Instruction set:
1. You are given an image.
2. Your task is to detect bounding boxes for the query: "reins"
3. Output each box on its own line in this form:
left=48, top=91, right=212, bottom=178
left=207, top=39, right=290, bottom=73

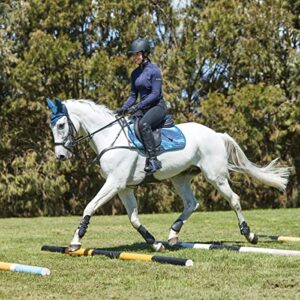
left=67, top=114, right=137, bottom=163
left=72, top=116, right=126, bottom=146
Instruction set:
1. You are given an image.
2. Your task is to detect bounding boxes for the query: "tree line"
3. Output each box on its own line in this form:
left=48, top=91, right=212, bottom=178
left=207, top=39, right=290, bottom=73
left=0, top=0, right=299, bottom=217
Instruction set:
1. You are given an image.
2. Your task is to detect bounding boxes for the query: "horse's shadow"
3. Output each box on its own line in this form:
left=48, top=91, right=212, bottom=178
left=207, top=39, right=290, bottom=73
left=90, top=239, right=276, bottom=253
left=92, top=242, right=152, bottom=253
left=187, top=240, right=277, bottom=245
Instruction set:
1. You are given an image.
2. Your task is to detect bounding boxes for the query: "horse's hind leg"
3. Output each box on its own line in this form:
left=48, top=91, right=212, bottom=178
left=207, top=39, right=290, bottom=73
left=207, top=175, right=258, bottom=244
left=118, top=188, right=164, bottom=252
left=168, top=174, right=199, bottom=246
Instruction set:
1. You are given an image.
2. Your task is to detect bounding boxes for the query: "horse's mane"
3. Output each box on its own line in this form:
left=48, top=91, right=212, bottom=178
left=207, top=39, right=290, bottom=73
left=65, top=99, right=115, bottom=118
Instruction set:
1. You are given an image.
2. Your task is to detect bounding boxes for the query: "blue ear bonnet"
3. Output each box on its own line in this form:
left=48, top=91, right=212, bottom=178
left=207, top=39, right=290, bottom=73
left=46, top=98, right=69, bottom=127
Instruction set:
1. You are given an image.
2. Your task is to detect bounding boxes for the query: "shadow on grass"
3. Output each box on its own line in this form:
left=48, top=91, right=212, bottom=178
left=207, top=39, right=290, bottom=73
left=91, top=242, right=152, bottom=253
left=84, top=240, right=280, bottom=253
left=90, top=239, right=277, bottom=254
left=90, top=241, right=244, bottom=253
left=42, top=239, right=283, bottom=257
left=190, top=240, right=278, bottom=245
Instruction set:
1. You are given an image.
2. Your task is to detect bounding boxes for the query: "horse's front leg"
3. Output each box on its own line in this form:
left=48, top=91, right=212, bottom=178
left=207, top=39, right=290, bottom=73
left=118, top=188, right=164, bottom=252
left=68, top=177, right=119, bottom=251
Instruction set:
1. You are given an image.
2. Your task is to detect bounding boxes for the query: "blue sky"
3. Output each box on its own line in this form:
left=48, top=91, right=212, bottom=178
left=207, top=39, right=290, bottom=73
left=171, top=0, right=191, bottom=9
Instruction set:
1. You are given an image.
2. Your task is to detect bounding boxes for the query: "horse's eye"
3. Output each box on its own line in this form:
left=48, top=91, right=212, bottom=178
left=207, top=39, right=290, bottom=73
left=58, top=123, right=65, bottom=130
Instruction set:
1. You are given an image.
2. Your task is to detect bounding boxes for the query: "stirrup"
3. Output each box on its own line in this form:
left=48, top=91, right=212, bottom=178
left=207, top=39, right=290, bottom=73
left=144, top=158, right=162, bottom=174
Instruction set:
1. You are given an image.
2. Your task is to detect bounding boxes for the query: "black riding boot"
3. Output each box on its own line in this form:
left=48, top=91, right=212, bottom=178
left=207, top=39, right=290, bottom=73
left=140, top=123, right=162, bottom=174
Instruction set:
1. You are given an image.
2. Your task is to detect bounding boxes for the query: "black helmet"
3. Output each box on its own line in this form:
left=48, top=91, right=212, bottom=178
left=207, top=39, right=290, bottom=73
left=128, top=38, right=151, bottom=55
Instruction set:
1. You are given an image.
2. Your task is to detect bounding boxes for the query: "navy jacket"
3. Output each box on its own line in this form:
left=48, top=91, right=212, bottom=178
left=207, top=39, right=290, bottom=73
left=122, top=61, right=163, bottom=111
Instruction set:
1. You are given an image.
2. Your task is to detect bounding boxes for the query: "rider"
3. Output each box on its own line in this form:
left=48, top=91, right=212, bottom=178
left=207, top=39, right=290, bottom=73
left=116, top=37, right=167, bottom=174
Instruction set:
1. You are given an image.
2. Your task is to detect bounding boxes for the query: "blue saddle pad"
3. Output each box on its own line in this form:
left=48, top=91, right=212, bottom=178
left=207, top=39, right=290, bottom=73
left=127, top=123, right=186, bottom=154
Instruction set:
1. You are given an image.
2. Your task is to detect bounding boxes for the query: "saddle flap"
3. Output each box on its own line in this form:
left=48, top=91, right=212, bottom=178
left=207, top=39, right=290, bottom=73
left=128, top=120, right=186, bottom=155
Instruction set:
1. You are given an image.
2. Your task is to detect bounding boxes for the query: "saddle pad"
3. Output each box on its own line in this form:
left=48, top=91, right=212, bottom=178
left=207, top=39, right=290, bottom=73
left=127, top=123, right=186, bottom=154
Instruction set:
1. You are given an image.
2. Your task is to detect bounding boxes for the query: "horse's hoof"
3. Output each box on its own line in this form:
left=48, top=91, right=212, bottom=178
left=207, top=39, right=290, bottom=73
left=152, top=242, right=165, bottom=252
left=244, top=232, right=258, bottom=244
left=249, top=233, right=258, bottom=244
left=67, top=243, right=81, bottom=252
left=168, top=237, right=179, bottom=247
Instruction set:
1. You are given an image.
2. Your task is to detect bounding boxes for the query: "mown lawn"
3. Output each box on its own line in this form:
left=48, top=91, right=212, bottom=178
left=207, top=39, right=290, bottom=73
left=0, top=208, right=300, bottom=300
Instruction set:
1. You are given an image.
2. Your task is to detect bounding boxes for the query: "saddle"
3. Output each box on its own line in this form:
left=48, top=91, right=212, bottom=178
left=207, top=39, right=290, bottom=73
left=127, top=115, right=186, bottom=155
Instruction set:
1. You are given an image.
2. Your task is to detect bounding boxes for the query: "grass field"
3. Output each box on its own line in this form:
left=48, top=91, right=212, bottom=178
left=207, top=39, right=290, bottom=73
left=0, top=208, right=300, bottom=300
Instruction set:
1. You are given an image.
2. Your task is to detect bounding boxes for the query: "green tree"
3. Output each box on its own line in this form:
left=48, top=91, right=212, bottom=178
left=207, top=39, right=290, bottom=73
left=0, top=1, right=15, bottom=102
left=0, top=0, right=299, bottom=217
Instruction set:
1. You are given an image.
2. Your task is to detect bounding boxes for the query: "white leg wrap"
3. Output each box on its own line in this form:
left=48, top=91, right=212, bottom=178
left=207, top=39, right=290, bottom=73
left=130, top=208, right=141, bottom=229
left=168, top=228, right=178, bottom=240
left=248, top=232, right=255, bottom=241
left=168, top=229, right=179, bottom=246
left=151, top=242, right=165, bottom=252
left=69, top=229, right=81, bottom=247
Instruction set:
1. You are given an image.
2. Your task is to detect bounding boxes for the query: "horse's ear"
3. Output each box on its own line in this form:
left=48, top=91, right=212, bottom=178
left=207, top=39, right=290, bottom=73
left=55, top=98, right=64, bottom=113
left=46, top=98, right=58, bottom=114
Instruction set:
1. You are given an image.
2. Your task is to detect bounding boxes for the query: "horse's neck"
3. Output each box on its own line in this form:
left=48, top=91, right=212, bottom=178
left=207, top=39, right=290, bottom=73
left=66, top=101, right=120, bottom=153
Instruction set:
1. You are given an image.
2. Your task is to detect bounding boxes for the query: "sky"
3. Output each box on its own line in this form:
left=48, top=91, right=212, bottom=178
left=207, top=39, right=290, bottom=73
left=171, top=0, right=191, bottom=9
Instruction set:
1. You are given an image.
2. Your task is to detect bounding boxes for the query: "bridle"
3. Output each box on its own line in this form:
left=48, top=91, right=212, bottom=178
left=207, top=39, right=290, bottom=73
left=54, top=115, right=79, bottom=153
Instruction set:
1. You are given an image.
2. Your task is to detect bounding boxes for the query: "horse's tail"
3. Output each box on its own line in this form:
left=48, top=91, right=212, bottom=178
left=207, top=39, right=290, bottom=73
left=220, top=133, right=290, bottom=191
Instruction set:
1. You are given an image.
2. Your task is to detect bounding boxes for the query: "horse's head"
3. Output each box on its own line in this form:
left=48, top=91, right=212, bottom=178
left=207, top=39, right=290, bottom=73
left=46, top=98, right=79, bottom=160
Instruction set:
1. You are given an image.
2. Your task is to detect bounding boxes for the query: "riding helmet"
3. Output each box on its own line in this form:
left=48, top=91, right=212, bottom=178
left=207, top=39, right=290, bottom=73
left=128, top=38, right=151, bottom=55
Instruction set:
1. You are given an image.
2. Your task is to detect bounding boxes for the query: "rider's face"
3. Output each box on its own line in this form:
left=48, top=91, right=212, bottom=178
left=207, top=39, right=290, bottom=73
left=132, top=52, right=143, bottom=65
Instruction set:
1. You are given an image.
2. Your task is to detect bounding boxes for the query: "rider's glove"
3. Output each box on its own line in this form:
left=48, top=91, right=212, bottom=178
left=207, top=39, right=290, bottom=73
left=128, top=106, right=138, bottom=114
left=115, top=107, right=127, bottom=116
left=129, top=106, right=144, bottom=118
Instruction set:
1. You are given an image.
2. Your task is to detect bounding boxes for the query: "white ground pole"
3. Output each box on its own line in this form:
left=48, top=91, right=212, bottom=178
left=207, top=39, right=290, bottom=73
left=164, top=242, right=300, bottom=257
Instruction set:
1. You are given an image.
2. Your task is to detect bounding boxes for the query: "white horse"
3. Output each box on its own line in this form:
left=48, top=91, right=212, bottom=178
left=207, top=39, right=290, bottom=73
left=46, top=98, right=289, bottom=252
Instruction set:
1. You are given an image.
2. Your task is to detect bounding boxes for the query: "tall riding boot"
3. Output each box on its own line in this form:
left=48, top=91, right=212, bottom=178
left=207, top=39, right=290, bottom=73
left=140, top=123, right=162, bottom=174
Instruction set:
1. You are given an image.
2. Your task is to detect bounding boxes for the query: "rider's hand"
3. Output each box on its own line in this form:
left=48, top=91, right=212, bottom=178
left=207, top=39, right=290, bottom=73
left=128, top=106, right=138, bottom=114
left=115, top=107, right=127, bottom=116
left=129, top=107, right=143, bottom=118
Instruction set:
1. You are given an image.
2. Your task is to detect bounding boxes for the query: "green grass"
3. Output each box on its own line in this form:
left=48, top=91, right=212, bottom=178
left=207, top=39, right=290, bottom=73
left=1, top=209, right=300, bottom=300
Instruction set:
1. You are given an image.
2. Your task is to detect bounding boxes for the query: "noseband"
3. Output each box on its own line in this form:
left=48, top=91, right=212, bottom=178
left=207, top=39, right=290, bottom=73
left=54, top=116, right=78, bottom=154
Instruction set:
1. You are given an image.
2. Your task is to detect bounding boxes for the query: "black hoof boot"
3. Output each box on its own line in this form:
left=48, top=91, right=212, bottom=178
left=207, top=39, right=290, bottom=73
left=240, top=221, right=258, bottom=244
left=240, top=221, right=250, bottom=236
left=78, top=215, right=91, bottom=238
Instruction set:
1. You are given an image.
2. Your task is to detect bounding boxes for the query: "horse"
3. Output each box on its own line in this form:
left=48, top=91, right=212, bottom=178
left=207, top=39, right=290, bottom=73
left=46, top=98, right=290, bottom=252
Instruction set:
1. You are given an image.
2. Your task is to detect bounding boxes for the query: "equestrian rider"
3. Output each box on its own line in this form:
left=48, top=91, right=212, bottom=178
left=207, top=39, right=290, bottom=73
left=116, top=38, right=167, bottom=174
